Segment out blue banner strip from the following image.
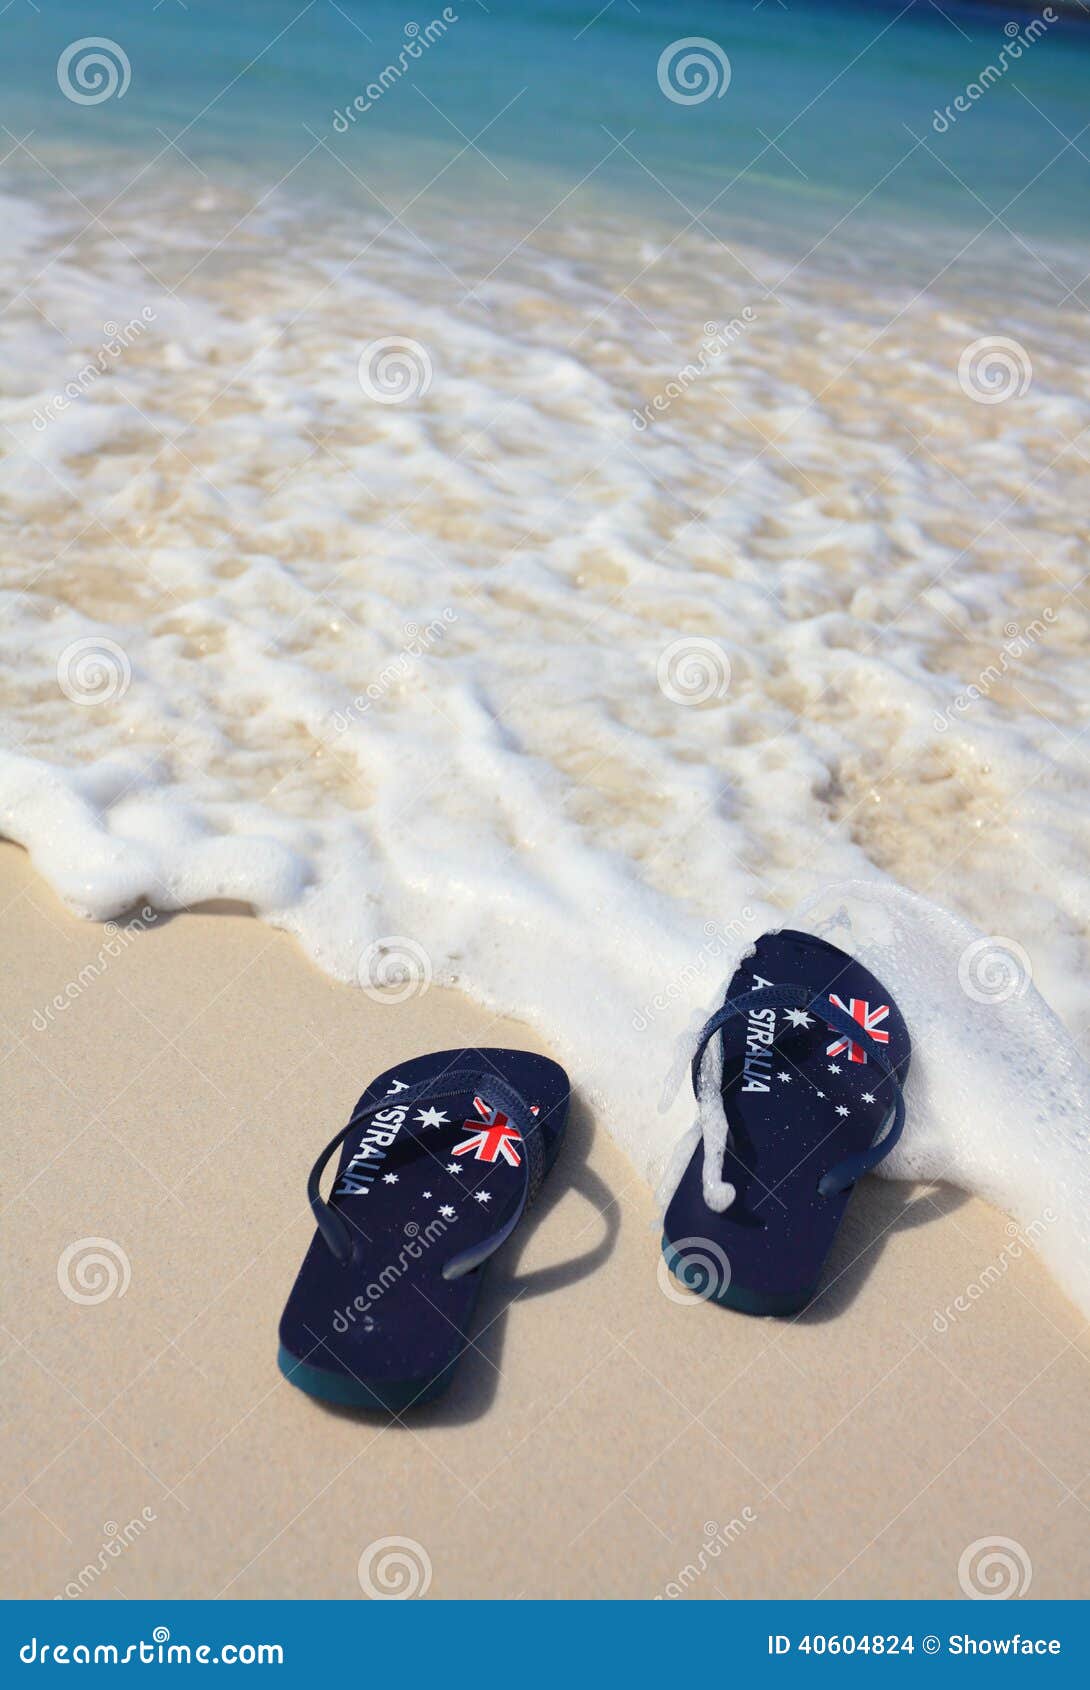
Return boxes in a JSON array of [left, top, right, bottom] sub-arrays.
[[2, 1599, 1087, 1681]]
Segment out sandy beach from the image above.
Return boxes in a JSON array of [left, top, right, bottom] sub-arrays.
[[2, 2, 1090, 1610], [2, 840, 1087, 1601]]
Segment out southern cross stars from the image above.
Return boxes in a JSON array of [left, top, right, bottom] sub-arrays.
[[776, 1071, 792, 1083], [439, 1204, 456, 1219], [473, 1190, 491, 1204], [446, 1162, 461, 1175], [827, 1063, 841, 1075], [862, 1092, 876, 1104], [836, 1104, 850, 1117], [784, 1009, 813, 1028], [414, 1106, 449, 1130], [382, 1173, 399, 1184]]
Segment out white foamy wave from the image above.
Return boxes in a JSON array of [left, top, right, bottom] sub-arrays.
[[792, 882, 1090, 1318], [1, 174, 1089, 1310]]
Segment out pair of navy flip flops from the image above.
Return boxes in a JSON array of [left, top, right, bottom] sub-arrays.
[[279, 929, 911, 1411], [663, 928, 911, 1315], [279, 1047, 569, 1411]]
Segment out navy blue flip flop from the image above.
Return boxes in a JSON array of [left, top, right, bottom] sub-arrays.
[[663, 929, 910, 1316], [279, 1047, 569, 1411]]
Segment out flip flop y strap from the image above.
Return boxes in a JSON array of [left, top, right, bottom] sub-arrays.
[[306, 1068, 545, 1279], [690, 985, 907, 1201]]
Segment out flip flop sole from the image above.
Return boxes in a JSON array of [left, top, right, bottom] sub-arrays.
[[660, 1237, 816, 1317], [276, 1343, 459, 1412]]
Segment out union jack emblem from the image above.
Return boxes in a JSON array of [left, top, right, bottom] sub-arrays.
[[825, 996, 890, 1064], [453, 1096, 528, 1167]]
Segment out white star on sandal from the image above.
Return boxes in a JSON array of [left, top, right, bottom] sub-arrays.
[[861, 1092, 875, 1104], [439, 1204, 456, 1219], [776, 1071, 791, 1083], [784, 1009, 813, 1028], [836, 1104, 850, 1117], [382, 1172, 399, 1184], [446, 1162, 461, 1175], [473, 1190, 491, 1204], [414, 1106, 449, 1130]]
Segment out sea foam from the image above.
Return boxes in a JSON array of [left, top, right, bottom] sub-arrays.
[[1, 172, 1088, 1312]]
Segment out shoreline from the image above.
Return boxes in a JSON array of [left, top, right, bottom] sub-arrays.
[[2, 839, 1087, 1599]]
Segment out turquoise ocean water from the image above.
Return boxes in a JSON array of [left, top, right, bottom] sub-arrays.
[[1, 0, 1088, 259]]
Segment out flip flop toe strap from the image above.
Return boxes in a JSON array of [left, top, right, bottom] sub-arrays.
[[690, 985, 906, 1205], [307, 1068, 545, 1280]]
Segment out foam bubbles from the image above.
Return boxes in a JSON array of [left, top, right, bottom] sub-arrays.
[[793, 882, 1090, 1317], [1, 172, 1089, 1311]]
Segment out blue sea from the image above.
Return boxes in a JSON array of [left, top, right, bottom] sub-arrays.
[[1, 0, 1088, 256]]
